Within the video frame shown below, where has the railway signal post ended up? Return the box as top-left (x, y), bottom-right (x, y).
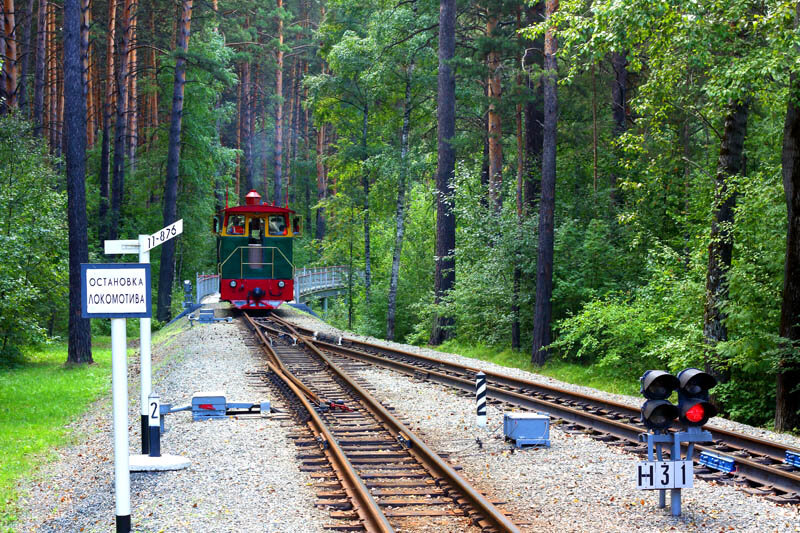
top-left (105, 220), bottom-right (182, 455)
top-left (81, 263), bottom-right (152, 533)
top-left (637, 368), bottom-right (717, 516)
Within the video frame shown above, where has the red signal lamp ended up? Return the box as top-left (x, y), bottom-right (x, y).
top-left (685, 403), bottom-right (705, 424)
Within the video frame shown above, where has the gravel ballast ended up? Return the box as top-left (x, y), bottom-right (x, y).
top-left (275, 306), bottom-right (800, 533)
top-left (16, 317), bottom-right (327, 533)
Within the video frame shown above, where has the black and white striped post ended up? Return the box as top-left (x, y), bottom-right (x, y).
top-left (476, 371), bottom-right (487, 427)
top-left (148, 392), bottom-right (161, 458)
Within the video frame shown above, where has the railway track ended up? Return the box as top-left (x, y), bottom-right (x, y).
top-left (242, 312), bottom-right (521, 532)
top-left (261, 313), bottom-right (800, 506)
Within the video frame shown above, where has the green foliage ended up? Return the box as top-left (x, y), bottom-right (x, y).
top-left (551, 244), bottom-right (705, 374)
top-left (0, 340), bottom-right (113, 529)
top-left (0, 115), bottom-right (68, 360)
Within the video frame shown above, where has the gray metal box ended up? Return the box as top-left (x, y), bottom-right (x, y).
top-left (504, 412), bottom-right (551, 448)
top-left (191, 391), bottom-right (227, 420)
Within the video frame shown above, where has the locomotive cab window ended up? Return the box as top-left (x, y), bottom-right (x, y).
top-left (268, 215), bottom-right (287, 236)
top-left (226, 214), bottom-right (246, 235)
top-left (249, 217), bottom-right (263, 240)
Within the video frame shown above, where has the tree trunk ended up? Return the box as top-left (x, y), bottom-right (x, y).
top-left (524, 2), bottom-right (544, 207)
top-left (64, 0), bottom-right (93, 364)
top-left (157, 0), bottom-right (192, 321)
top-left (361, 103), bottom-right (371, 305)
top-left (80, 0), bottom-right (91, 147)
top-left (531, 0), bottom-right (558, 365)
top-left (156, 0), bottom-right (192, 322)
top-left (2, 0), bottom-right (18, 110)
top-left (33, 0), bottom-right (46, 135)
top-left (703, 100), bottom-right (749, 386)
top-left (235, 65), bottom-right (241, 197)
top-left (512, 94), bottom-right (524, 349)
top-left (110, 0), bottom-right (131, 241)
top-left (430, 0), bottom-right (456, 345)
top-left (776, 27), bottom-right (800, 431)
top-left (315, 118), bottom-right (326, 239)
top-left (126, 0), bottom-right (137, 173)
top-left (512, 9), bottom-right (524, 350)
top-left (18, 0), bottom-right (34, 113)
top-left (289, 60), bottom-right (299, 204)
top-left (387, 71), bottom-right (412, 341)
top-left (610, 50), bottom-right (627, 204)
top-left (273, 0), bottom-right (284, 205)
top-left (46, 1), bottom-right (55, 148)
top-left (98, 0), bottom-right (116, 244)
top-left (56, 45), bottom-right (64, 155)
top-left (241, 60), bottom-right (254, 194)
top-left (486, 9), bottom-right (502, 209)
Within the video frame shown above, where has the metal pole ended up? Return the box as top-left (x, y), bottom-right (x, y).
top-left (671, 433), bottom-right (682, 516)
top-left (111, 318), bottom-right (131, 532)
top-left (656, 441), bottom-right (666, 508)
top-left (138, 235), bottom-right (151, 454)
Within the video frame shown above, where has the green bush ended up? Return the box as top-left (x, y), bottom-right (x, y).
top-left (0, 115), bottom-right (68, 361)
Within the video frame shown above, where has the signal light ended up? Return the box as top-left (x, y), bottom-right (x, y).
top-left (639, 368), bottom-right (718, 431)
top-left (676, 368), bottom-right (717, 427)
top-left (640, 370), bottom-right (680, 430)
top-left (640, 370), bottom-right (679, 400)
top-left (641, 399), bottom-right (679, 430)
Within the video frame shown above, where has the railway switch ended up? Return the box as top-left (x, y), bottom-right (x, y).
top-left (181, 391), bottom-right (271, 421)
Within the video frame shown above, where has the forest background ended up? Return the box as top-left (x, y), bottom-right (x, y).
top-left (1, 0), bottom-right (800, 432)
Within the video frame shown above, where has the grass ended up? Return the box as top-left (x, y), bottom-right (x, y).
top-left (0, 340), bottom-right (112, 529)
top-left (434, 340), bottom-right (641, 397)
top-left (0, 321), bottom-right (184, 530)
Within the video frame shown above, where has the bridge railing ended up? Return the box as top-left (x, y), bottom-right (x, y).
top-left (294, 266), bottom-right (349, 301)
top-left (196, 273), bottom-right (220, 304)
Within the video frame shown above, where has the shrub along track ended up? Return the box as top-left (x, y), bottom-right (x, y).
top-left (262, 313), bottom-right (800, 507)
top-left (242, 312), bottom-right (521, 533)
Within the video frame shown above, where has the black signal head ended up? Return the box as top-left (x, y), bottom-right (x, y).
top-left (677, 368), bottom-right (717, 396)
top-left (640, 370), bottom-right (680, 400)
top-left (641, 399), bottom-right (679, 430)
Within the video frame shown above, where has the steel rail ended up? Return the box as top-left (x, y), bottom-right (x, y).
top-left (263, 316), bottom-right (800, 499)
top-left (277, 319), bottom-right (800, 463)
top-left (245, 317), bottom-right (394, 532)
top-left (263, 316), bottom-right (521, 532)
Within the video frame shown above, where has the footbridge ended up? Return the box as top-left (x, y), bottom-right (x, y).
top-left (293, 266), bottom-right (349, 304)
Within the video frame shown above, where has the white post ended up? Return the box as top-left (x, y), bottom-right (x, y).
top-left (111, 318), bottom-right (131, 532)
top-left (138, 235), bottom-right (152, 455)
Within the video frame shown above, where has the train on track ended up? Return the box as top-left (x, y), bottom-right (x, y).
top-left (213, 189), bottom-right (301, 310)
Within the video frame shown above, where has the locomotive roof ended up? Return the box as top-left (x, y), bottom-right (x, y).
top-left (221, 204), bottom-right (296, 215)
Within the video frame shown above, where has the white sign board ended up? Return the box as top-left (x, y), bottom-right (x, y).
top-left (104, 239), bottom-right (141, 255)
top-left (143, 219), bottom-right (183, 252)
top-left (636, 460), bottom-right (693, 490)
top-left (81, 264), bottom-right (152, 318)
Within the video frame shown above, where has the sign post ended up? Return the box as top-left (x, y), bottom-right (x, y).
top-left (82, 263), bottom-right (152, 533)
top-left (105, 220), bottom-right (182, 454)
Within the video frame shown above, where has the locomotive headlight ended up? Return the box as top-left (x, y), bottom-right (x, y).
top-left (278, 281), bottom-right (285, 288)
top-left (229, 280), bottom-right (237, 288)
